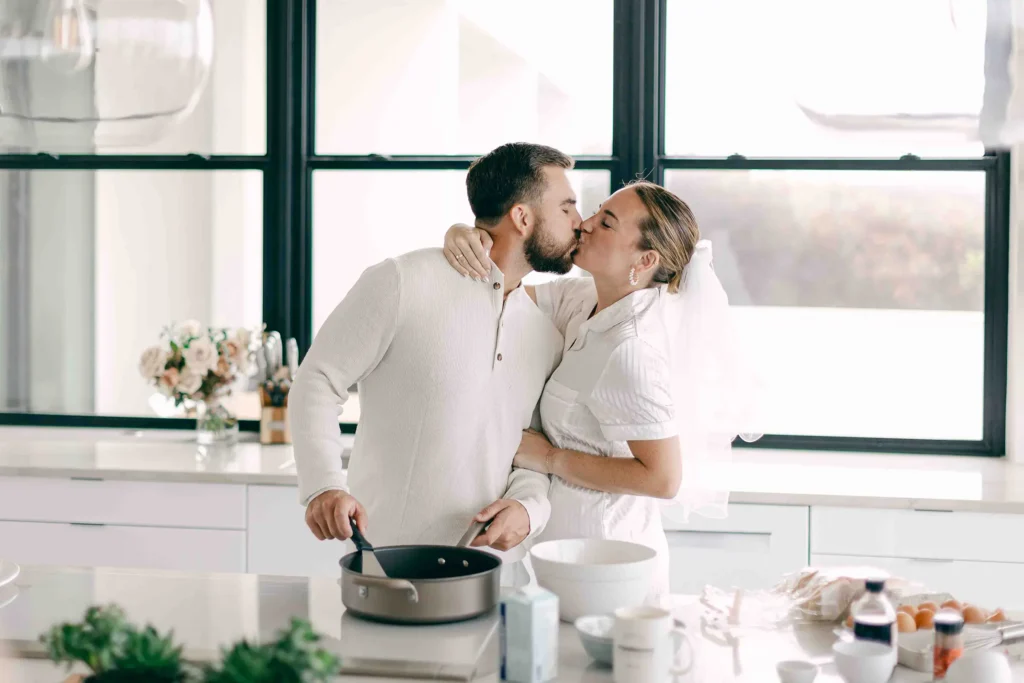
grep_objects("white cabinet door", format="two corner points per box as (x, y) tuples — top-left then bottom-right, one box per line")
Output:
(0, 520), (246, 573)
(811, 507), (1024, 563)
(246, 485), (351, 577)
(0, 476), (246, 530)
(662, 504), (809, 595)
(811, 553), (1024, 612)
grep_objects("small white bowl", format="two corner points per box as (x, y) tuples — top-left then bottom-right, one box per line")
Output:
(574, 614), (614, 667)
(832, 640), (895, 683)
(776, 659), (818, 683)
(946, 651), (1012, 683)
(530, 539), (656, 622)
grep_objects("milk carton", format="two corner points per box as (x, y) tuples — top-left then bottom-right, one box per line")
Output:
(499, 585), (559, 682)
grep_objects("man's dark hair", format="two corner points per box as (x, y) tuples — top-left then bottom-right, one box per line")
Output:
(466, 142), (574, 226)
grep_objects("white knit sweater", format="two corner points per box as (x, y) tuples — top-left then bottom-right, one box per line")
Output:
(289, 248), (563, 553)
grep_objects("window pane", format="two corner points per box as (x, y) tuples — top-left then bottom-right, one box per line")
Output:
(0, 171), (264, 420)
(0, 0), (266, 155)
(664, 169), (985, 440)
(312, 169), (610, 335)
(315, 0), (613, 155)
(665, 0), (986, 157)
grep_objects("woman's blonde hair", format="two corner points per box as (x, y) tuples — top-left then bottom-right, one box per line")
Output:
(629, 181), (700, 293)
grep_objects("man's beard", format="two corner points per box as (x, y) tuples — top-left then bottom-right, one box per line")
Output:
(524, 218), (575, 274)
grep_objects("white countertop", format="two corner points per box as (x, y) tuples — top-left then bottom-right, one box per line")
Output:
(1, 564), (1020, 682)
(0, 427), (321, 486)
(4, 426), (1024, 513)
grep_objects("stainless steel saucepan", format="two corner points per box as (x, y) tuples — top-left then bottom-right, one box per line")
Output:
(340, 519), (502, 625)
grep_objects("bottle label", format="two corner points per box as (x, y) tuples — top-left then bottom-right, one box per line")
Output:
(853, 618), (895, 647)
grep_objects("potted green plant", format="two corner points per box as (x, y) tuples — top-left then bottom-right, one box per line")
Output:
(41, 606), (340, 683)
(41, 604), (188, 683)
(201, 618), (340, 683)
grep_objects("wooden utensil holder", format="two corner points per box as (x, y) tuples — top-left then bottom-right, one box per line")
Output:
(259, 385), (291, 444)
(260, 406), (291, 444)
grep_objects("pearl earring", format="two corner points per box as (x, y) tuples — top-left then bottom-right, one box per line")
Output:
(628, 267), (638, 286)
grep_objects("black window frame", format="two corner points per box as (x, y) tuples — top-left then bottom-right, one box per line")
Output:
(0, 0), (1011, 458)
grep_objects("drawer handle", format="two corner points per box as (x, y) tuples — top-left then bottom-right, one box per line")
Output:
(69, 522), (106, 528)
(907, 557), (955, 563)
(667, 531), (771, 552)
(70, 477), (104, 482)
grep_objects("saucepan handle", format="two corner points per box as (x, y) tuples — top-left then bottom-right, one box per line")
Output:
(457, 519), (491, 548)
(350, 574), (420, 603)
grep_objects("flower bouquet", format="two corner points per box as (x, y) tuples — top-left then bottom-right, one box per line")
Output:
(139, 320), (260, 444)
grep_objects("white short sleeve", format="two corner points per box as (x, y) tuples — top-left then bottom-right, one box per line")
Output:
(533, 277), (596, 336)
(587, 338), (677, 442)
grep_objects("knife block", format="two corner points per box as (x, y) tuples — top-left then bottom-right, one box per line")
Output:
(260, 406), (291, 444)
(259, 384), (291, 444)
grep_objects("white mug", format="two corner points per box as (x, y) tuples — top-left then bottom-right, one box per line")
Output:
(613, 605), (692, 683)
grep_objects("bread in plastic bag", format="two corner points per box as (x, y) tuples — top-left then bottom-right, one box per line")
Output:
(773, 565), (924, 622)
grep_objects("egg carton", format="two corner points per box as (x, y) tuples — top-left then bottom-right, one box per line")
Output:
(838, 593), (1023, 673)
(895, 592), (1010, 624)
(897, 625), (1024, 672)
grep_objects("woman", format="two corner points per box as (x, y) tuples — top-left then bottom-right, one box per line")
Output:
(443, 181), (753, 596)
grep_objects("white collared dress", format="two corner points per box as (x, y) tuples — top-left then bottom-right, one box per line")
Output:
(533, 277), (677, 596)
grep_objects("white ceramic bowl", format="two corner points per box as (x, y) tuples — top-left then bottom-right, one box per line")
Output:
(529, 539), (657, 622)
(776, 660), (818, 683)
(946, 652), (1012, 683)
(574, 614), (614, 667)
(832, 640), (895, 683)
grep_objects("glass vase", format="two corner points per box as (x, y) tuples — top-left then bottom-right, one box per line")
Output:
(195, 400), (239, 445)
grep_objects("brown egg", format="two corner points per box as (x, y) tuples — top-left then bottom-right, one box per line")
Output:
(897, 612), (918, 633)
(898, 604), (917, 617)
(963, 605), (986, 624)
(918, 601), (940, 614)
(941, 599), (963, 613)
(915, 608), (936, 629)
(988, 608), (1007, 623)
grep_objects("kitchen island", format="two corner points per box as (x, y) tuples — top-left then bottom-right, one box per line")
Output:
(2, 564), (1021, 682)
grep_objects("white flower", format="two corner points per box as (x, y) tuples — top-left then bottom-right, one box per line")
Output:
(139, 346), (169, 379)
(176, 319), (202, 339)
(177, 369), (203, 396)
(234, 327), (253, 350)
(236, 352), (252, 376)
(183, 339), (218, 374)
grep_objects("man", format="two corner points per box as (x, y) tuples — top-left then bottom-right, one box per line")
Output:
(290, 143), (582, 571)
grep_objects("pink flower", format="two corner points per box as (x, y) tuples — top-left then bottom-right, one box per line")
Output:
(159, 367), (180, 391)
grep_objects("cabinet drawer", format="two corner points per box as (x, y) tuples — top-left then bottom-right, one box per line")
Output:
(663, 504), (809, 594)
(811, 506), (1024, 563)
(247, 485), (350, 577)
(0, 476), (246, 529)
(0, 520), (246, 573)
(811, 553), (1024, 611)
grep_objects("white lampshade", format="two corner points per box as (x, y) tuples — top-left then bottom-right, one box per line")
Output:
(0, 0), (213, 151)
(785, 0), (1021, 149)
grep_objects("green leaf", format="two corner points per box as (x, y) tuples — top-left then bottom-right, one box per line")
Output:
(200, 619), (339, 683)
(40, 604), (131, 674)
(39, 605), (187, 681)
